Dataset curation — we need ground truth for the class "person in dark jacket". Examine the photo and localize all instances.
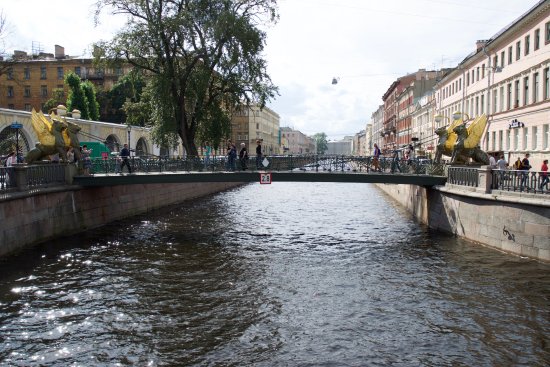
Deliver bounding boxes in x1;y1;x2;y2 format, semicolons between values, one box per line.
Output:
120;143;132;174
239;143;248;170
255;140;263;169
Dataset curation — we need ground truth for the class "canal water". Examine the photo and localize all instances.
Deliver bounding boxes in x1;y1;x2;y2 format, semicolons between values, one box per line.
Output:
0;183;549;366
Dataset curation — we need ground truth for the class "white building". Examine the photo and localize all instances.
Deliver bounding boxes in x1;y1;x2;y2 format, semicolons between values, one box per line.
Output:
435;0;550;168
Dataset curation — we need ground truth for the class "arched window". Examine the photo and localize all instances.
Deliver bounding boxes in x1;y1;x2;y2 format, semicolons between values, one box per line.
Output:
105;134;120;152
136;138;149;157
0;126;31;157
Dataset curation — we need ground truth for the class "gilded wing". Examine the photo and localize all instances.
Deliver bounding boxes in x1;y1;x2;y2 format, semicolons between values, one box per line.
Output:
31;109;55;147
443;118;462;151
464;114;488;149
51;112;72;146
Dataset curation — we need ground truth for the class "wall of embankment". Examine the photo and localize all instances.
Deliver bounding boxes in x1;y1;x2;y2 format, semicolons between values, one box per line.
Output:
0;182;242;257
375;184;550;262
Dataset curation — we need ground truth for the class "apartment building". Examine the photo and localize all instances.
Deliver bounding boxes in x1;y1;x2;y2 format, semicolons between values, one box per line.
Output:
0;45;128;113
231;104;281;155
280;127;315;154
435;0;550;168
370;104;384;153
411;91;437;155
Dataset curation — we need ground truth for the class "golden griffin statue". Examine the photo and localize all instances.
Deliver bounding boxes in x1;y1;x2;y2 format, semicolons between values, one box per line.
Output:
25;109;82;164
434;114;489;165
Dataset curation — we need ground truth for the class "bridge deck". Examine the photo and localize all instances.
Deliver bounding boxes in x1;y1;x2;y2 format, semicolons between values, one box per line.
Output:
73;171;447;186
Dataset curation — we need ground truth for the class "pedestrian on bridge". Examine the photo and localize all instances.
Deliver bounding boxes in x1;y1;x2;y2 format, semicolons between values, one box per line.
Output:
372;143;381;172
256;140;263;170
239;143;248;170
120;143;132;174
540;159;548;191
391;149;401;173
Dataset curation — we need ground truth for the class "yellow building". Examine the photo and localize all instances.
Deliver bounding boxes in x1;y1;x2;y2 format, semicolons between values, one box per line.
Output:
231;105;281;155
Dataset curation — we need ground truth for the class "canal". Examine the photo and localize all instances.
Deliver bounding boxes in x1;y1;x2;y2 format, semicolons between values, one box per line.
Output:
0;183;549;366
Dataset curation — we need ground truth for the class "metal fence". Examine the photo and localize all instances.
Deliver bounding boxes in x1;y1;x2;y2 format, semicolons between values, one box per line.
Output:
447;167;479;187
0;164;66;194
0;167;15;194
87;155;445;175
492;169;549;194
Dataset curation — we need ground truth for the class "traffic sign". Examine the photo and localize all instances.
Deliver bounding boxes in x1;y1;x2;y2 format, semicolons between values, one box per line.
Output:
260;172;272;184
11;122;23;129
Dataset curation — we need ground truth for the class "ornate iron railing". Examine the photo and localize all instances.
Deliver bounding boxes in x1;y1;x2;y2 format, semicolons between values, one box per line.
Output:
492;169;549;194
0;167;15;193
25;164;66;188
447;167;479;187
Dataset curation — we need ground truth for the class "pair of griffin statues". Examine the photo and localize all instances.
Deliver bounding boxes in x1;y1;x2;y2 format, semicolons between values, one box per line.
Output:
434;114;490;165
25;109;82;164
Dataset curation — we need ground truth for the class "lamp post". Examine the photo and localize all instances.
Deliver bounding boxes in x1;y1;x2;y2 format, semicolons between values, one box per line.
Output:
10;120;23;163
127;125;131;146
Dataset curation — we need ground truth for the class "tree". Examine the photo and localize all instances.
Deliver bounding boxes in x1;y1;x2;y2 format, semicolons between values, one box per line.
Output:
65;72;90;119
96;69;146;123
42;88;65;113
82;81;100;120
94;0;279;156
313;133;328;154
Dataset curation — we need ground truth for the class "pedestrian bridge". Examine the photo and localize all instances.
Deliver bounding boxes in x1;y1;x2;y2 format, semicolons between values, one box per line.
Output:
72;155;447;187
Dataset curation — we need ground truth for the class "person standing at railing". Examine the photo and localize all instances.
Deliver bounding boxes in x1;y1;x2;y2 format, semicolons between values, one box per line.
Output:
5;151;17;167
520;153;532;190
489;154;497;168
390;149;401;174
239;143;248;171
81;145;92;176
255;140;263;170
120;143;132;174
540;159;548;191
495;155;508;189
203;142;211;168
372;143;381;172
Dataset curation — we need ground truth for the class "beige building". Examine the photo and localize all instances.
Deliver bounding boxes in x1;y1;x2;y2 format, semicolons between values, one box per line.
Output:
231;105;281;155
280;127;315;154
411;91;436;156
353;129;367;156
0;45;129;113
435;0;550;168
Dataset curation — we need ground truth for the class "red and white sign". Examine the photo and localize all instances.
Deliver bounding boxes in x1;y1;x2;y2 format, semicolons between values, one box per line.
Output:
260;172;272;184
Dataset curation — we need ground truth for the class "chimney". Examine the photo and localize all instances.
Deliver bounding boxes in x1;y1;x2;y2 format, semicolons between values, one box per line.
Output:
476;40;488;52
55;44;65;59
13;50;28;59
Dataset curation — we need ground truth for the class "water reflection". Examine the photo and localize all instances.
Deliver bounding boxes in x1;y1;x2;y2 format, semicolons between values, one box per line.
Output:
0;183;549;366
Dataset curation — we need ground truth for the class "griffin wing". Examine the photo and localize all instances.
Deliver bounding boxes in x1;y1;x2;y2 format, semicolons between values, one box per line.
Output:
31;109;55;147
51;112;72;147
464;114;488;149
443;118;462;151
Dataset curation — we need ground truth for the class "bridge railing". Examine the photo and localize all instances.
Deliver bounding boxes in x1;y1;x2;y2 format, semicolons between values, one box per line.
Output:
0;164;73;195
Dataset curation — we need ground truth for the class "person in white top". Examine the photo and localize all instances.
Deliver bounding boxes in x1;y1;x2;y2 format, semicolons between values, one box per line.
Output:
5;151;17;166
489;154;497;168
495;155;508;189
496;155;507;170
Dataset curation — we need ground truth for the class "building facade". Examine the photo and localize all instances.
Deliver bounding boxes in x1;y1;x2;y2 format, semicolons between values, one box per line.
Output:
0;45;128;113
435;0;550;169
280;127;315;154
231;105;281;155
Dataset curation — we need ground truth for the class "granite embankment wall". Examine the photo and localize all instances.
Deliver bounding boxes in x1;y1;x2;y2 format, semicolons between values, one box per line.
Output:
0;182;242;257
376;184;550;262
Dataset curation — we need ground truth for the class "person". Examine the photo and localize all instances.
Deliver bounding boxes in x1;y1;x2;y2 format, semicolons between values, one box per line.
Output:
203;141;211;168
5;151;17;167
120;143;132;174
520;153;532;190
495;155;508;189
391;149;401;173
513;157;522;170
66;147;75;164
226;139;233;170
50;153;60;163
81;145;92;175
239;143;248;170
372;143;381;172
489;154;497;168
256;140;263;170
540;159;548;191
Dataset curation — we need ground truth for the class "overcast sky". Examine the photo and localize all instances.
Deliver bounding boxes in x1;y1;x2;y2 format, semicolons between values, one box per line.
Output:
2;0;538;140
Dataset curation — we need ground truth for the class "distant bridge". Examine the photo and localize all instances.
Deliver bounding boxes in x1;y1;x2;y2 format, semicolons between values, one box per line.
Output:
72;155;447;187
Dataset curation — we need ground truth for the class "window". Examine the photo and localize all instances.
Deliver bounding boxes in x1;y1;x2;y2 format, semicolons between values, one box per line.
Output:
524;77;529;106
491;131;496;151
514;128;519;150
471;70;475;83
532;126;538;150
481;94;485;114
482;64;485;79
475;96;479;115
500;50;505;68
506;129;511;150
24;67;30;80
546;21;550;44
466;72;470;86
465;100;470;115
544;124;549;150
545;67;550;100
514;80;520;107
40;66;47;79
7;86;14;97
24;104;31;112
508;46;513;64
476;67;480;81
498;130;503;151
493;55;498;69
57;85;65;97
535;29;540;50
74;66;81;77
493;88;497;114
41;85;48;98
525;35;530;56
57;67;64;80
24;85;31;97
534;72;540;103
516;41;521;60
499;86;504;112
7;67;13;80
523;127;528;150
506;83;512;110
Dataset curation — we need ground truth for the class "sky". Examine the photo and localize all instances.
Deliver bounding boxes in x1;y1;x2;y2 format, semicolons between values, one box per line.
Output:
1;0;539;140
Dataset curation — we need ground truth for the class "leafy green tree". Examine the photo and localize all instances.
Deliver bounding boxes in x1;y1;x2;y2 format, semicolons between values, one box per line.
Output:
82;81;100;120
313;132;328;154
65;72;90;119
97;70;146;123
42;88;65;114
94;0;279;156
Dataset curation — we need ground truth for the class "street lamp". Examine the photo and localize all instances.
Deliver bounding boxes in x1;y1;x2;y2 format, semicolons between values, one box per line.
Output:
56;104;81;119
127;125;132;148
